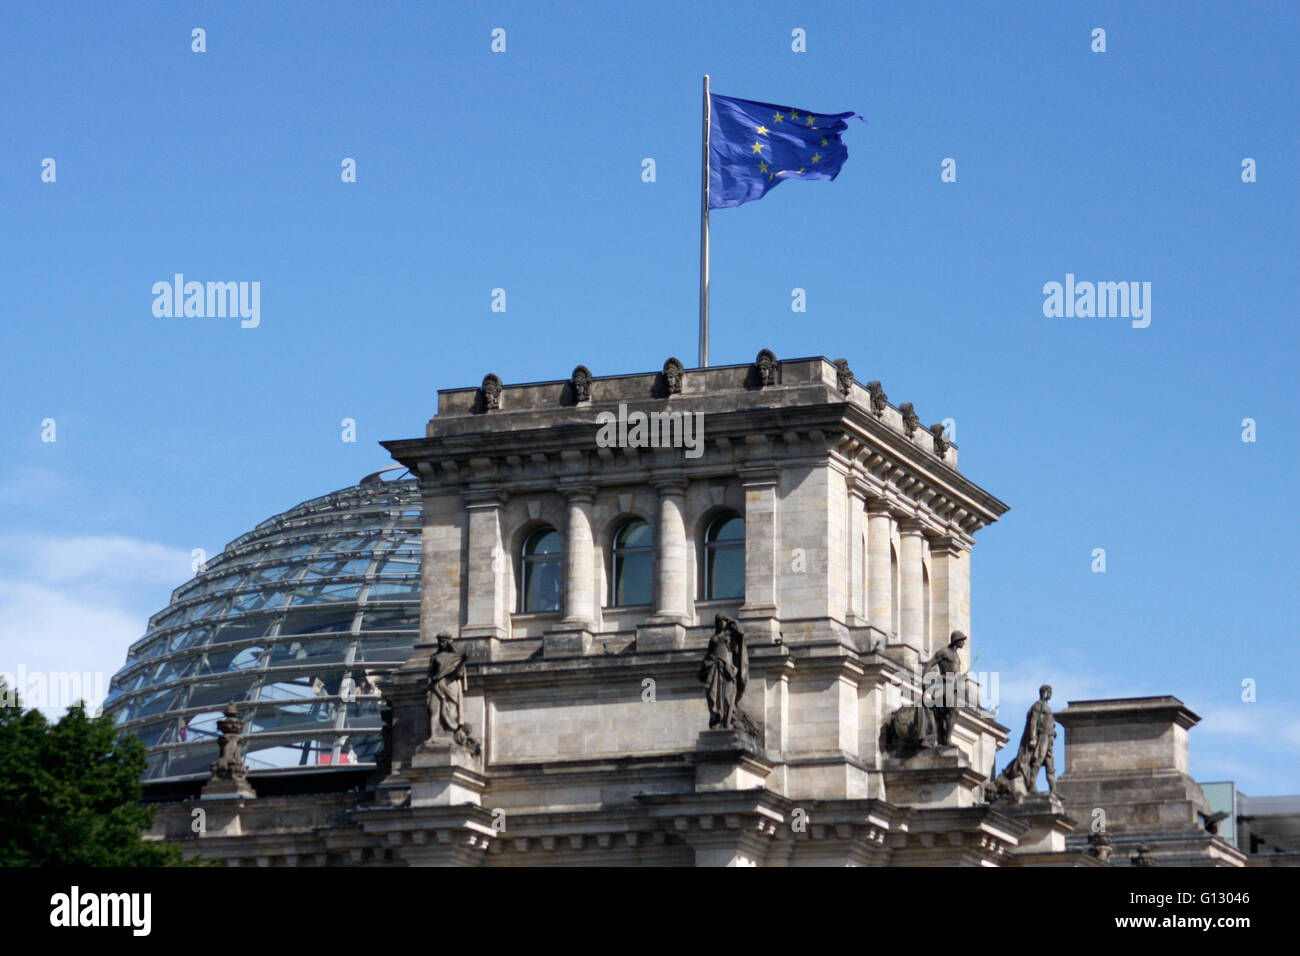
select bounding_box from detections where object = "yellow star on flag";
[756,124,769,135]
[790,110,800,119]
[758,161,769,173]
[806,115,815,127]
[811,153,821,163]
[821,137,828,147]
[772,112,784,123]
[750,141,765,154]
[797,167,805,174]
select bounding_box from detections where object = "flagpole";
[699,74,711,368]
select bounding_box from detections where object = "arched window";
[704,513,745,600]
[610,519,653,606]
[521,528,561,613]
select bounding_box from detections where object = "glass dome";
[103,470,422,781]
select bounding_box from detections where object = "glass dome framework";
[104,472,423,782]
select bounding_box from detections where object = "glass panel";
[366,579,419,599]
[526,530,561,555]
[615,551,653,605]
[710,515,745,542]
[707,546,745,600]
[267,637,352,667]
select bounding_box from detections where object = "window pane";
[525,558,561,612]
[616,520,652,549]
[707,546,745,600]
[615,551,653,605]
[710,516,745,542]
[527,530,561,555]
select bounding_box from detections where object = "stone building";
[127,353,1251,865]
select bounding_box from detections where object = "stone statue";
[922,630,968,746]
[865,380,888,417]
[699,614,748,730]
[929,423,949,458]
[663,357,684,395]
[834,358,853,396]
[756,349,778,386]
[1131,842,1155,867]
[425,633,481,755]
[987,683,1057,802]
[1019,684,1057,794]
[884,701,937,755]
[899,402,920,437]
[479,373,502,412]
[571,365,592,403]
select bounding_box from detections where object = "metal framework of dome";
[103,471,421,781]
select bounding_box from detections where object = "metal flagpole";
[699,74,711,368]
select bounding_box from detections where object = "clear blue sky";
[3,2,1297,794]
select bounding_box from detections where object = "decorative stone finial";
[899,402,920,437]
[662,357,684,395]
[571,365,592,403]
[866,380,888,417]
[478,374,502,412]
[833,358,853,396]
[756,349,778,387]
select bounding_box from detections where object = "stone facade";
[137,356,1243,867]
[1056,697,1246,867]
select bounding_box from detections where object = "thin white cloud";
[0,534,189,716]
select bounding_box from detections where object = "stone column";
[738,468,780,642]
[928,535,971,669]
[546,484,596,657]
[898,519,926,657]
[846,477,867,627]
[639,477,690,651]
[865,498,894,643]
[460,491,508,656]
[652,477,689,621]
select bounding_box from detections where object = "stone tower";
[371,353,1022,864]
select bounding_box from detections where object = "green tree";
[0,695,194,866]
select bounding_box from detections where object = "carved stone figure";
[1131,842,1155,866]
[699,615,748,729]
[1020,684,1057,794]
[663,357,684,395]
[211,702,249,778]
[884,703,937,755]
[900,402,920,437]
[866,380,888,417]
[756,349,778,386]
[479,373,502,412]
[425,633,481,754]
[834,358,853,396]
[571,365,592,403]
[923,630,968,746]
[929,423,949,458]
[1086,830,1114,864]
[987,684,1058,802]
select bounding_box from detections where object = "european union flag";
[708,93,863,209]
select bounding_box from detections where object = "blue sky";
[2,2,1296,794]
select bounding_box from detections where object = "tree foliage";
[0,696,192,866]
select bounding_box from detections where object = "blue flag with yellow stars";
[708,92,863,209]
